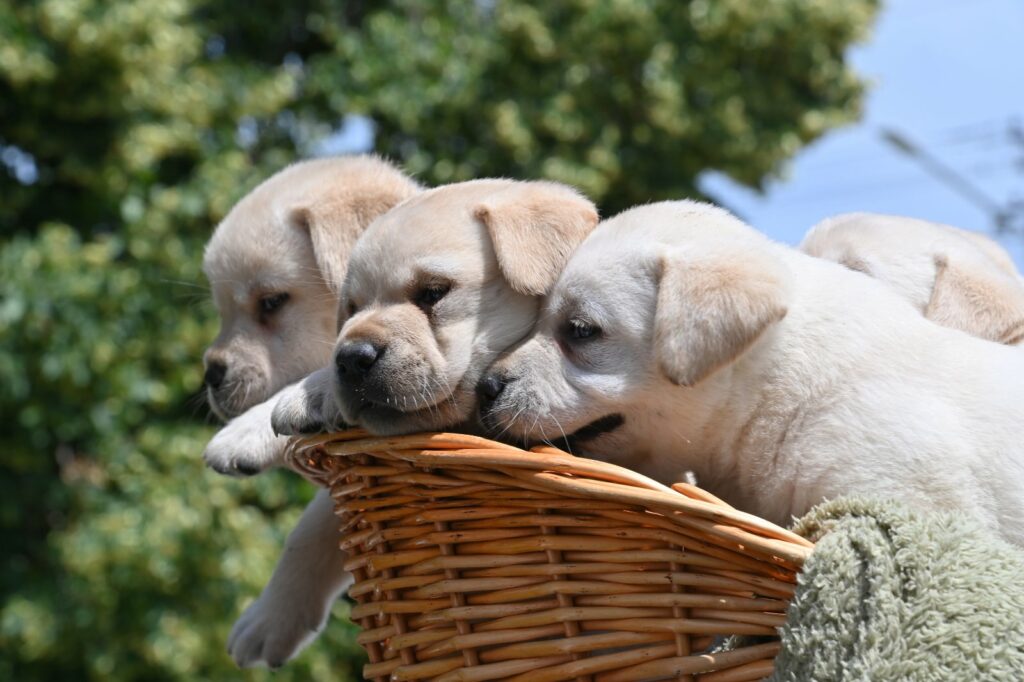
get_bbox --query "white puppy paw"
[227,589,328,669]
[271,367,346,436]
[204,398,289,476]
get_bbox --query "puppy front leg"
[204,393,292,477]
[228,488,351,669]
[205,367,342,476]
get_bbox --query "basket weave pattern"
[289,430,814,682]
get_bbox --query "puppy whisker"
[158,278,210,291]
[492,405,528,443]
[550,415,574,456]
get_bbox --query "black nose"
[477,374,507,410]
[335,341,383,379]
[204,360,227,389]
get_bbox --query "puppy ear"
[926,254,1024,345]
[655,252,789,386]
[474,182,599,295]
[292,185,416,296]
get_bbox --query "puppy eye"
[567,318,600,340]
[259,292,290,316]
[346,301,358,318]
[414,282,451,310]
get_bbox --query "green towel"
[770,498,1024,681]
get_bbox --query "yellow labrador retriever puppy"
[202,155,420,475]
[230,179,598,668]
[801,213,1024,345]
[479,201,1024,546]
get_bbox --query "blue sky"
[701,0,1024,266]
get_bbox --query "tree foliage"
[0,0,878,678]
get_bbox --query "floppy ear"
[926,254,1024,345]
[292,185,416,296]
[474,181,599,295]
[655,251,789,386]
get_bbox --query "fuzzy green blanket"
[770,498,1024,681]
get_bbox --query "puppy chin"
[480,408,551,445]
[483,396,622,452]
[478,388,543,439]
[479,399,524,441]
[342,399,459,437]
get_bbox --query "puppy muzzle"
[476,372,517,433]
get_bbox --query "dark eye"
[346,301,358,318]
[258,292,290,317]
[414,282,451,310]
[567,318,600,340]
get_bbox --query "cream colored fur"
[202,156,420,475]
[271,179,598,436]
[480,201,1024,547]
[199,156,420,669]
[242,179,598,668]
[801,213,1024,345]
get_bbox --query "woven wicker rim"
[288,430,813,682]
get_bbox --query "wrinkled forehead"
[345,192,492,296]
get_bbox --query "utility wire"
[880,126,1021,234]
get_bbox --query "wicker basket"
[288,430,814,682]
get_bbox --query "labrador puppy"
[479,201,1024,545]
[201,155,421,475]
[801,212,1024,345]
[199,156,419,667]
[230,179,599,668]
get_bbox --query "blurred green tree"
[0,0,877,678]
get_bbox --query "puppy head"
[202,156,420,420]
[480,201,788,463]
[801,213,1024,345]
[323,179,598,436]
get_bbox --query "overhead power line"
[880,126,1023,235]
